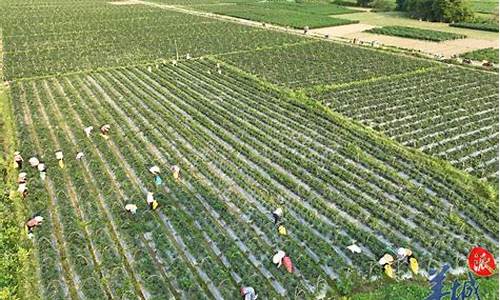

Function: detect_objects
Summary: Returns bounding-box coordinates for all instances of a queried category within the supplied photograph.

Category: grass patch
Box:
[450,22,499,32]
[197,2,359,28]
[470,0,499,14]
[460,47,499,63]
[365,25,466,41]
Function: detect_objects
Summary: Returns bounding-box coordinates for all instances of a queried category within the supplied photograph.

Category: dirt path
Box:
[311,23,499,57]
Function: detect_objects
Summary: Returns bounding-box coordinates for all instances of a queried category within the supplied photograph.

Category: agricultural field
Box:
[308,67,499,183]
[469,0,499,15]
[1,0,499,299]
[365,26,467,41]
[193,2,359,29]
[460,47,499,63]
[8,59,498,299]
[221,40,435,88]
[0,0,304,79]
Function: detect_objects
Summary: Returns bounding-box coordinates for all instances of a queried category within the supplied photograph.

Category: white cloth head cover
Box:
[273,207,283,216]
[55,151,63,160]
[84,126,93,137]
[18,172,27,179]
[76,152,84,160]
[29,157,39,167]
[171,165,180,173]
[272,250,286,265]
[37,163,46,172]
[14,151,20,156]
[149,165,160,175]
[378,254,394,266]
[125,204,138,214]
[18,183,27,193]
[146,192,154,204]
[347,244,362,254]
[34,216,44,222]
[397,248,412,259]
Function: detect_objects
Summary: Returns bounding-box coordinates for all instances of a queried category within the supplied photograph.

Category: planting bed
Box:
[365,26,466,41]
[9,59,498,298]
[309,67,499,183]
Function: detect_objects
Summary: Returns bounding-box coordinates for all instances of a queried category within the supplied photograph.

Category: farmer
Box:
[55,150,64,169]
[125,204,138,214]
[303,26,309,34]
[240,286,258,300]
[272,207,283,224]
[171,165,180,182]
[397,247,419,275]
[378,253,395,279]
[28,156,39,168]
[272,250,294,273]
[84,126,93,138]
[14,151,24,169]
[100,124,111,139]
[146,192,159,210]
[18,172,27,184]
[76,152,84,160]
[149,165,163,186]
[18,182,28,198]
[25,216,43,238]
[347,243,362,254]
[37,162,47,181]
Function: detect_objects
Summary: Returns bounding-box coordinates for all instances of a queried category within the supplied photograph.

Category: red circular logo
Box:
[467,247,496,277]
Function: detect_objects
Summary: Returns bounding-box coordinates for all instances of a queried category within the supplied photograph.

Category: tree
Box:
[396,0,407,11]
[370,0,396,11]
[356,0,371,7]
[432,0,473,22]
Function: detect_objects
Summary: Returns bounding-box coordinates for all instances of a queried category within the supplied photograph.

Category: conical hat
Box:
[378,254,394,265]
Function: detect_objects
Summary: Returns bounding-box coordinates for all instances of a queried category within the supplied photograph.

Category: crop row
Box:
[309,66,499,183]
[365,26,466,42]
[0,0,303,79]
[11,60,498,298]
[221,40,435,88]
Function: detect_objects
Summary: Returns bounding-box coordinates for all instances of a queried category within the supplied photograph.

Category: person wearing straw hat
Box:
[397,247,419,275]
[14,152,24,169]
[37,162,47,181]
[100,124,111,140]
[55,150,64,169]
[25,215,43,238]
[272,207,283,225]
[378,253,395,279]
[171,165,181,182]
[125,204,138,214]
[28,156,39,168]
[149,165,163,186]
[146,192,159,210]
[240,286,257,300]
[84,126,93,138]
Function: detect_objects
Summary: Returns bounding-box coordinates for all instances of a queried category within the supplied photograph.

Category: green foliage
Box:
[460,48,499,63]
[369,0,396,11]
[0,0,304,79]
[196,2,358,29]
[450,21,499,31]
[357,0,371,7]
[365,25,466,41]
[221,40,434,88]
[403,0,474,22]
[308,67,499,183]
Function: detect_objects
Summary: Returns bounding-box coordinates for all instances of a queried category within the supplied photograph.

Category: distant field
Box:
[0,0,304,79]
[365,25,466,41]
[470,0,498,14]
[336,11,499,40]
[460,47,499,63]
[195,2,359,29]
[222,41,435,88]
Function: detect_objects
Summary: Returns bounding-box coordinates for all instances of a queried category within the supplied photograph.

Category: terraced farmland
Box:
[309,67,499,183]
[8,59,498,299]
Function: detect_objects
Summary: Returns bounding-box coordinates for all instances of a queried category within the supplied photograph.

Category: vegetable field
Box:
[460,48,499,64]
[9,60,498,299]
[194,2,358,29]
[1,0,499,299]
[309,67,499,183]
[365,26,467,41]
